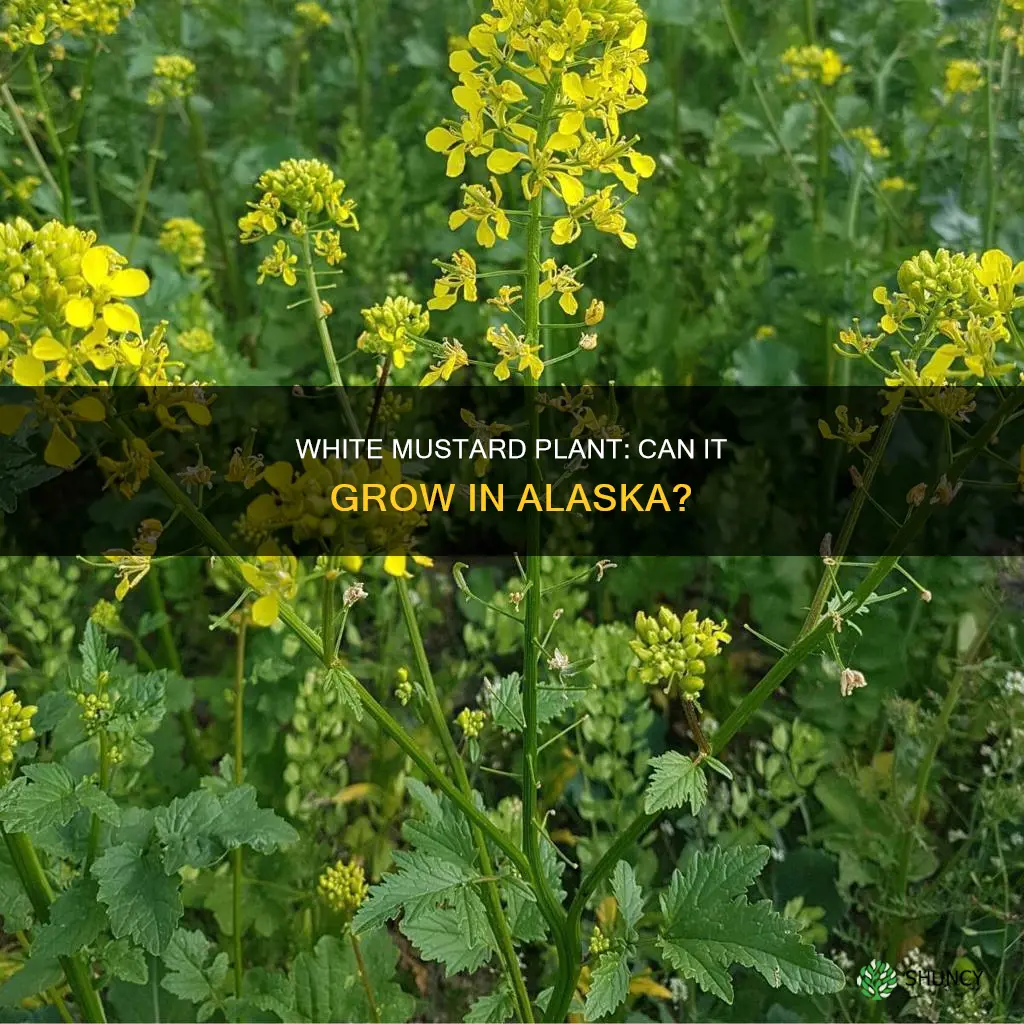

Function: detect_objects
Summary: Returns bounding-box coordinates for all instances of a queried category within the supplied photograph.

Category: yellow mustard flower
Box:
[944,59,984,96]
[240,549,300,627]
[420,339,469,386]
[0,690,37,765]
[486,323,543,381]
[780,45,848,87]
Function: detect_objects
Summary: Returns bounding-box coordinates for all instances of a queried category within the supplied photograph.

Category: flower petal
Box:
[12,354,46,387]
[65,296,95,328]
[109,268,150,298]
[251,594,279,627]
[102,302,142,335]
[44,425,81,468]
[81,247,110,288]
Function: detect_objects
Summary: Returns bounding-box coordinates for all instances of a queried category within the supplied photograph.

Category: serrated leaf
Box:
[352,850,478,934]
[644,752,708,815]
[92,843,183,955]
[31,879,107,961]
[214,785,298,853]
[400,905,493,975]
[0,764,79,833]
[242,966,295,1020]
[585,953,631,1020]
[611,861,644,937]
[290,933,414,1023]
[80,620,119,688]
[155,790,223,872]
[657,846,845,1004]
[401,779,476,868]
[101,938,149,985]
[464,984,515,1023]
[323,668,363,721]
[77,781,123,825]
[484,674,525,732]
[161,928,229,1021]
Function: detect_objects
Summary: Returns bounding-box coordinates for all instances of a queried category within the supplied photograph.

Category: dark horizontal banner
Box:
[0,386,1021,556]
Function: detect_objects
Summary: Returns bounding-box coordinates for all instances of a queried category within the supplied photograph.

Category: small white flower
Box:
[947,829,968,842]
[840,668,867,697]
[547,648,571,672]
[342,581,367,607]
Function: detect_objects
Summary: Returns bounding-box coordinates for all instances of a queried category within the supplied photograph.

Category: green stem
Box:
[2,830,107,1023]
[184,97,245,320]
[0,82,62,207]
[85,730,109,870]
[232,619,247,997]
[983,0,1003,249]
[127,106,167,260]
[26,53,71,222]
[145,568,204,769]
[300,232,362,438]
[395,579,533,1024]
[350,932,380,1023]
[893,612,994,908]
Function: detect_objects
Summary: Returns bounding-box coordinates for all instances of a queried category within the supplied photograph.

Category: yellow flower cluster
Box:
[147,54,197,106]
[840,249,1023,385]
[0,219,164,389]
[590,926,611,956]
[318,860,368,916]
[159,217,206,271]
[176,326,216,353]
[779,45,848,87]
[880,176,914,193]
[628,606,732,699]
[0,691,37,766]
[849,126,889,160]
[295,1,331,30]
[426,0,653,249]
[239,159,358,287]
[357,296,429,369]
[456,707,487,738]
[944,59,983,96]
[396,666,414,705]
[1001,1,1024,57]
[2,0,133,50]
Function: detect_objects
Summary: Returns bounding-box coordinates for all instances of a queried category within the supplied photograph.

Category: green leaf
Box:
[0,954,62,1007]
[401,779,476,868]
[92,843,183,955]
[0,764,79,833]
[323,667,363,722]
[154,790,224,872]
[101,938,149,985]
[352,850,479,934]
[80,620,119,688]
[657,846,845,1004]
[290,933,414,1023]
[611,861,644,937]
[585,953,631,1020]
[484,673,525,732]
[77,781,123,825]
[400,905,493,975]
[161,928,229,1022]
[464,984,515,1023]
[31,879,107,961]
[242,966,295,1021]
[0,849,33,931]
[213,785,299,854]
[0,109,13,135]
[644,752,708,815]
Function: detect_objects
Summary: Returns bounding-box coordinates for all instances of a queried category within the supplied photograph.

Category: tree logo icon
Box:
[858,959,898,1000]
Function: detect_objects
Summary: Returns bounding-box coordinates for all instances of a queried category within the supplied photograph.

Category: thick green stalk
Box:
[299,233,362,438]
[395,580,533,1024]
[231,620,247,997]
[2,830,107,1022]
[127,106,167,260]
